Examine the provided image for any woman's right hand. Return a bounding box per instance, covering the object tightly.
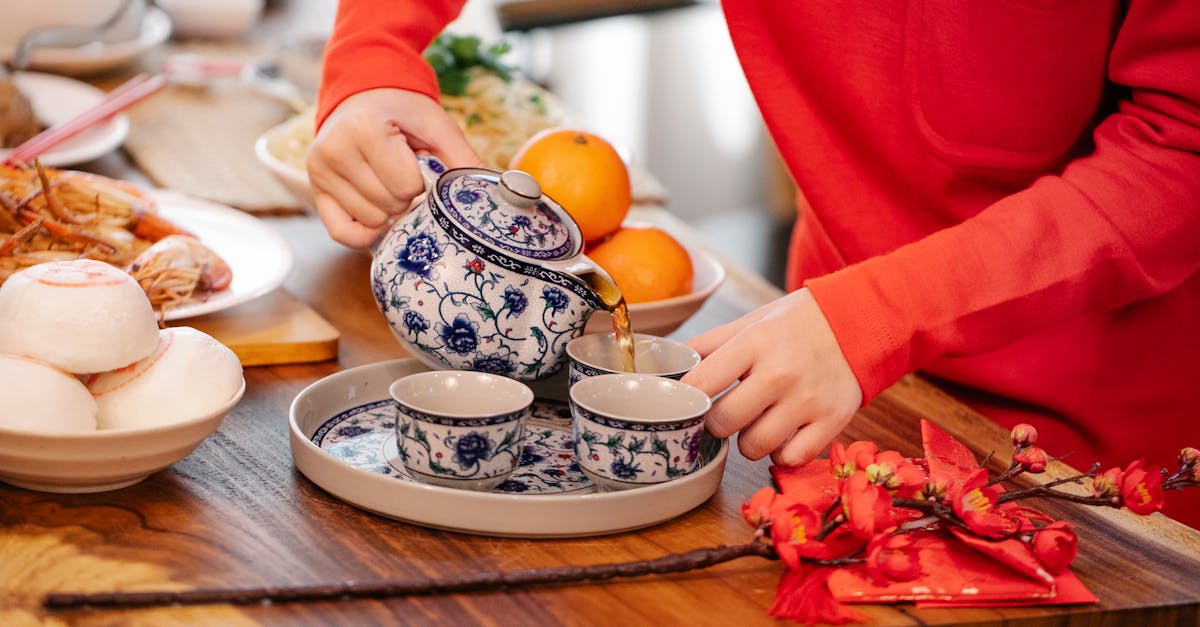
[307,88,483,249]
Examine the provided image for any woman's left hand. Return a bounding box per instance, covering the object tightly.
[681,287,863,466]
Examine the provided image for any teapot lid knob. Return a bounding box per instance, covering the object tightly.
[499,170,541,209]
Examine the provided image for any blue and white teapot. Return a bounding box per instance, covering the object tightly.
[371,156,615,381]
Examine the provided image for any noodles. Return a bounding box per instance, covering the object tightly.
[0,163,227,314]
[440,68,566,170]
[267,68,566,172]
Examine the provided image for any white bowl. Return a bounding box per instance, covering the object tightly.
[0,0,143,60]
[584,241,726,337]
[155,0,263,40]
[0,379,245,493]
[255,122,315,208]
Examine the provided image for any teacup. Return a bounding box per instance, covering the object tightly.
[565,332,701,387]
[389,370,532,491]
[569,373,711,492]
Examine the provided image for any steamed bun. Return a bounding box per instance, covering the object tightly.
[88,327,243,430]
[0,354,97,433]
[0,259,160,373]
[86,327,243,430]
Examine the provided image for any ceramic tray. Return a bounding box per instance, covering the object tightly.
[288,359,728,537]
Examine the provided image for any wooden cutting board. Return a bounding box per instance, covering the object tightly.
[172,289,339,367]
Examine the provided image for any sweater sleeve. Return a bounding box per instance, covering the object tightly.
[805,0,1200,402]
[316,0,467,128]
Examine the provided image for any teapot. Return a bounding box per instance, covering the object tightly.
[371,155,616,381]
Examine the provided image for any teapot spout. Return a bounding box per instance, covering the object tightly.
[540,255,623,314]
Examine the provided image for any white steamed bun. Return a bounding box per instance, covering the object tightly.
[0,354,97,433]
[0,259,160,373]
[88,327,243,430]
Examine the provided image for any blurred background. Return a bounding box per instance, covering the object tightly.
[475,0,796,288]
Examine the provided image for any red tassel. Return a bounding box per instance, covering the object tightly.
[769,567,868,625]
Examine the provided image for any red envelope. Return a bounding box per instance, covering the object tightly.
[826,532,1056,604]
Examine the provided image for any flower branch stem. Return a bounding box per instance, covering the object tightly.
[44,543,778,611]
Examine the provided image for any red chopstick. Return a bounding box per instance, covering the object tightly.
[4,73,168,166]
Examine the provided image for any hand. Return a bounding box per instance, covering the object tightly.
[681,287,863,466]
[307,88,483,248]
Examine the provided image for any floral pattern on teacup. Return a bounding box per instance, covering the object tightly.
[315,398,591,494]
[395,404,526,481]
[572,404,706,485]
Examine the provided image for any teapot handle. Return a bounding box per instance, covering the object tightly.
[415,154,447,194]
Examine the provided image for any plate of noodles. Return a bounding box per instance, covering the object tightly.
[150,190,293,321]
[256,35,570,208]
[0,164,292,321]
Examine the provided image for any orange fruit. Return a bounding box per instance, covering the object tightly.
[510,128,631,244]
[586,226,694,304]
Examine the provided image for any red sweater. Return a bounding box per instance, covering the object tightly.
[319,1,1200,526]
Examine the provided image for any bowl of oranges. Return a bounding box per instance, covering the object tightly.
[511,128,725,338]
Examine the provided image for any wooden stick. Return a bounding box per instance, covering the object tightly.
[43,542,776,611]
[5,73,168,165]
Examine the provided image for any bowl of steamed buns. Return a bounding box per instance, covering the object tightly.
[0,259,245,493]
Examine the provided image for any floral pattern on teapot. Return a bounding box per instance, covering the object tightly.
[372,159,605,381]
[438,176,574,260]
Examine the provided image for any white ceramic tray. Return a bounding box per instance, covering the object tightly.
[289,359,728,537]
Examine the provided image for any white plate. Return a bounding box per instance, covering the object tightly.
[19,7,172,77]
[1,72,129,167]
[150,190,294,320]
[289,358,729,538]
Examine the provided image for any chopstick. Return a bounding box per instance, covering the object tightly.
[4,73,168,166]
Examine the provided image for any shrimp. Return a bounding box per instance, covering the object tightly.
[125,235,232,316]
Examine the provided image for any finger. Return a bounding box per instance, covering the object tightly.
[312,167,393,229]
[686,319,747,358]
[407,112,485,170]
[680,337,752,400]
[313,191,388,249]
[770,416,845,467]
[356,124,427,213]
[685,300,779,356]
[703,374,777,444]
[734,398,810,461]
[325,143,412,217]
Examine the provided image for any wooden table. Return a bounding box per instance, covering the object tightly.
[3,192,1199,624]
[4,3,1200,624]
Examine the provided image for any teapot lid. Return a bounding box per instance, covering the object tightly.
[433,167,582,261]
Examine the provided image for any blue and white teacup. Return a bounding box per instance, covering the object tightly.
[569,373,711,491]
[565,332,700,388]
[390,370,533,491]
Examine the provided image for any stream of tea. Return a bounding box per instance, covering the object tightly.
[582,271,637,373]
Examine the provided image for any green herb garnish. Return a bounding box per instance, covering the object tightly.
[424,34,514,97]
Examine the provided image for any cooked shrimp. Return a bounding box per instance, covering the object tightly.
[125,234,232,316]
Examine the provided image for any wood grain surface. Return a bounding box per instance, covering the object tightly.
[2,203,1198,626]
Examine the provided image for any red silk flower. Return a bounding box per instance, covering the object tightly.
[870,450,926,497]
[950,469,1016,538]
[769,498,827,569]
[866,529,922,582]
[742,487,778,531]
[1119,460,1164,515]
[842,472,893,539]
[830,441,879,481]
[1013,446,1048,473]
[1031,521,1079,574]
